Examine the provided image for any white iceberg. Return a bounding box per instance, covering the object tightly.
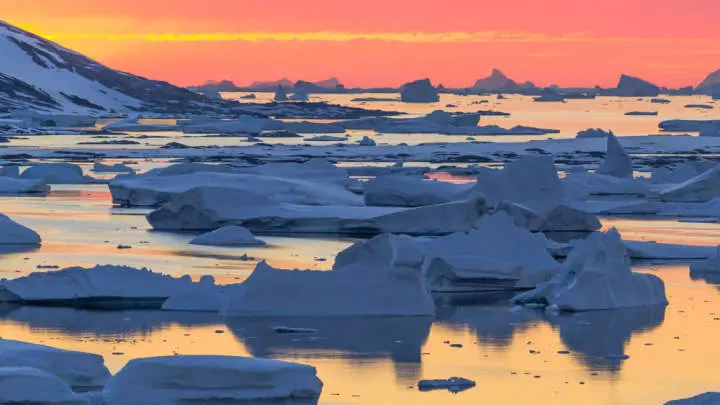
[0,339,109,390]
[0,367,85,405]
[20,163,89,184]
[0,166,19,177]
[0,265,213,308]
[358,135,376,146]
[363,174,475,207]
[304,135,346,142]
[0,213,41,245]
[596,132,633,178]
[181,115,282,134]
[576,128,611,138]
[417,377,476,393]
[497,200,601,232]
[665,392,720,405]
[110,171,363,207]
[659,165,720,202]
[103,116,177,132]
[416,212,561,291]
[225,234,435,316]
[190,226,266,247]
[103,356,322,405]
[472,156,565,206]
[513,229,668,311]
[690,249,720,273]
[651,161,716,185]
[148,187,485,235]
[0,176,49,194]
[235,159,353,188]
[564,172,648,199]
[92,162,134,173]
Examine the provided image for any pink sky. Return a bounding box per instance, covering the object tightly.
[5,0,720,88]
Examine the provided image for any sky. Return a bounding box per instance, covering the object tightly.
[5,0,720,88]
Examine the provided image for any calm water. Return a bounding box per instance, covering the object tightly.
[2,94,716,148]
[1,97,719,403]
[0,180,718,404]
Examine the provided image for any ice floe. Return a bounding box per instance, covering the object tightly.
[0,265,214,308]
[665,392,720,405]
[110,171,363,207]
[0,339,109,390]
[0,176,49,194]
[103,356,322,405]
[189,225,266,247]
[20,163,90,184]
[0,367,85,405]
[0,213,41,245]
[363,174,476,207]
[225,234,434,316]
[596,132,633,178]
[513,229,668,311]
[576,128,611,138]
[659,164,720,202]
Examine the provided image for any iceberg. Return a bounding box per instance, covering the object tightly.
[400,78,439,103]
[513,229,668,311]
[190,226,266,247]
[20,163,89,184]
[148,187,485,235]
[304,135,346,142]
[235,159,354,188]
[0,265,214,309]
[596,132,633,178]
[92,162,134,173]
[0,367,85,405]
[181,115,281,134]
[0,339,109,390]
[363,174,476,207]
[358,135,376,146]
[110,171,363,207]
[564,172,648,199]
[576,128,611,139]
[417,377,476,393]
[225,234,435,316]
[0,176,49,194]
[0,213,41,245]
[472,155,565,206]
[659,165,720,202]
[651,161,716,184]
[416,212,561,291]
[614,74,660,97]
[103,356,323,405]
[665,393,720,405]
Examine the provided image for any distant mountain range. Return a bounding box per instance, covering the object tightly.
[194,68,719,97]
[0,20,230,114]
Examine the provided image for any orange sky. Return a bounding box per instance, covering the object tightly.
[5,0,720,88]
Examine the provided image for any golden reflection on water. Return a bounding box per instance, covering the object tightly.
[0,266,715,405]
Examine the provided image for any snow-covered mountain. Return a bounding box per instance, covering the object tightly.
[0,20,223,114]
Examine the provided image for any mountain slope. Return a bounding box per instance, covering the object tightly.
[0,20,221,114]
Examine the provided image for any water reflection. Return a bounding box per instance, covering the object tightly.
[0,306,223,335]
[545,305,666,372]
[434,292,540,348]
[227,316,432,383]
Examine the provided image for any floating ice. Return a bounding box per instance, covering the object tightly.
[0,177,49,194]
[363,174,476,207]
[103,356,322,405]
[576,128,611,138]
[596,132,633,178]
[400,79,439,103]
[665,392,720,405]
[0,367,85,405]
[0,213,41,245]
[0,265,213,309]
[513,229,668,311]
[358,135,377,146]
[92,162,134,173]
[225,234,434,316]
[659,164,720,202]
[417,377,476,393]
[148,187,485,235]
[0,339,109,390]
[20,163,89,184]
[190,226,266,247]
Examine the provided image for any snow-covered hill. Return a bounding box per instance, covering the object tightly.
[0,21,223,114]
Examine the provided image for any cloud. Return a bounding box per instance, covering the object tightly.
[37,31,609,43]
